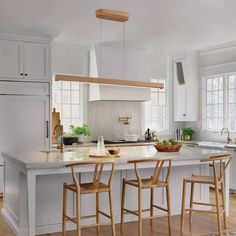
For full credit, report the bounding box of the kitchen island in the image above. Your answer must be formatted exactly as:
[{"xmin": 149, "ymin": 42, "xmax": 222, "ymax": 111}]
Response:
[{"xmin": 1, "ymin": 145, "xmax": 231, "ymax": 236}]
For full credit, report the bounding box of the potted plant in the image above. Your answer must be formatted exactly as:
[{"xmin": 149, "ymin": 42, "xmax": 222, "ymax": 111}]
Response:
[
  {"xmin": 183, "ymin": 128, "xmax": 194, "ymax": 141},
  {"xmin": 69, "ymin": 124, "xmax": 91, "ymax": 143}
]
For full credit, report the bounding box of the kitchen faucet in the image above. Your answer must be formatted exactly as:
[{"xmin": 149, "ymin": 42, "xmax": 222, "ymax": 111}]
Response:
[
  {"xmin": 220, "ymin": 127, "xmax": 232, "ymax": 144},
  {"xmin": 54, "ymin": 124, "xmax": 64, "ymax": 152}
]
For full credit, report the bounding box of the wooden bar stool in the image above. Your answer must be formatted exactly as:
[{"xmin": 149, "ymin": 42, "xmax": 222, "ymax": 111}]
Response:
[
  {"xmin": 180, "ymin": 154, "xmax": 232, "ymax": 236},
  {"xmin": 120, "ymin": 157, "xmax": 172, "ymax": 236},
  {"xmin": 62, "ymin": 160, "xmax": 116, "ymax": 236}
]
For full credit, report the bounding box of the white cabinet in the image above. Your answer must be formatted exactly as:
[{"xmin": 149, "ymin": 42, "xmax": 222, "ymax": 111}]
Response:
[
  {"xmin": 0, "ymin": 39, "xmax": 50, "ymax": 82},
  {"xmin": 0, "ymin": 166, "xmax": 3, "ymax": 194},
  {"xmin": 169, "ymin": 50, "xmax": 198, "ymax": 121},
  {"xmin": 0, "ymin": 40, "xmax": 23, "ymax": 79},
  {"xmin": 0, "ymin": 84, "xmax": 50, "ymax": 152}
]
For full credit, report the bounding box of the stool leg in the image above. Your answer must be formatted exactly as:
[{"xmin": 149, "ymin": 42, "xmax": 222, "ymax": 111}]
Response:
[
  {"xmin": 215, "ymin": 182, "xmax": 222, "ymax": 236},
  {"xmin": 138, "ymin": 187, "xmax": 142, "ymax": 236},
  {"xmin": 109, "ymin": 190, "xmax": 116, "ymax": 236},
  {"xmin": 120, "ymin": 179, "xmax": 126, "ymax": 231},
  {"xmin": 150, "ymin": 188, "xmax": 154, "ymax": 226},
  {"xmin": 96, "ymin": 192, "xmax": 100, "ymax": 233},
  {"xmin": 62, "ymin": 184, "xmax": 67, "ymax": 236},
  {"xmin": 221, "ymin": 180, "xmax": 227, "ymax": 228},
  {"xmin": 180, "ymin": 179, "xmax": 187, "ymax": 233},
  {"xmin": 189, "ymin": 182, "xmax": 195, "ymax": 224},
  {"xmin": 76, "ymin": 191, "xmax": 81, "ymax": 236},
  {"xmin": 166, "ymin": 184, "xmax": 172, "ymax": 236}
]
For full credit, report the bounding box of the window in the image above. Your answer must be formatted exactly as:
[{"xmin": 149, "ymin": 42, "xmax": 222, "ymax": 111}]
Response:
[
  {"xmin": 52, "ymin": 81, "xmax": 81, "ymax": 132},
  {"xmin": 203, "ymin": 73, "xmax": 236, "ymax": 132},
  {"xmin": 144, "ymin": 79, "xmax": 168, "ymax": 131}
]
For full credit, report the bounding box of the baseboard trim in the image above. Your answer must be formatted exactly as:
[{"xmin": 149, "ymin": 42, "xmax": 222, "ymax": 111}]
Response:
[{"xmin": 1, "ymin": 206, "xmax": 28, "ymax": 236}]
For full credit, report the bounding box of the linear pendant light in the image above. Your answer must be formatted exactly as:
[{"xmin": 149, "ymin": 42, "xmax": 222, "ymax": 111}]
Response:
[
  {"xmin": 54, "ymin": 9, "xmax": 164, "ymax": 90},
  {"xmin": 54, "ymin": 74, "xmax": 164, "ymax": 89}
]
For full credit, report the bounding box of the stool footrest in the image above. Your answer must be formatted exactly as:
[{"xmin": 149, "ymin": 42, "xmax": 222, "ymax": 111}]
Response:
[
  {"xmin": 152, "ymin": 204, "xmax": 168, "ymax": 212},
  {"xmin": 192, "ymin": 201, "xmax": 223, "ymax": 207},
  {"xmin": 98, "ymin": 210, "xmax": 111, "ymax": 219}
]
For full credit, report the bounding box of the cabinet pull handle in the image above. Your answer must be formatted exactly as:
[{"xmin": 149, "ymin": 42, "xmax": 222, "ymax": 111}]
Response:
[
  {"xmin": 46, "ymin": 121, "xmax": 49, "ymax": 138},
  {"xmin": 183, "ymin": 114, "xmax": 186, "ymax": 116}
]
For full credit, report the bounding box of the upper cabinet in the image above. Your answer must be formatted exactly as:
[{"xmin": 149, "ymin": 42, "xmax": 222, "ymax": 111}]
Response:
[
  {"xmin": 168, "ymin": 50, "xmax": 198, "ymax": 122},
  {"xmin": 0, "ymin": 38, "xmax": 50, "ymax": 82}
]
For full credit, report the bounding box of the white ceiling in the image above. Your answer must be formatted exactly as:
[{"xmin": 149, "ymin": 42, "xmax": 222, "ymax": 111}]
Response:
[{"xmin": 1, "ymin": 0, "xmax": 236, "ymax": 51}]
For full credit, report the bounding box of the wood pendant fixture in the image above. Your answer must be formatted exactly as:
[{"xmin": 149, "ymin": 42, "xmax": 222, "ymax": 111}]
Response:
[
  {"xmin": 96, "ymin": 9, "xmax": 129, "ymax": 22},
  {"xmin": 53, "ymin": 9, "xmax": 165, "ymax": 90},
  {"xmin": 54, "ymin": 74, "xmax": 164, "ymax": 89}
]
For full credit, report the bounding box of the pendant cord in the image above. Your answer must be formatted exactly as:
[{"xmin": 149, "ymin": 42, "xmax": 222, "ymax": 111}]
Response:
[
  {"xmin": 123, "ymin": 22, "xmax": 126, "ymax": 80},
  {"xmin": 99, "ymin": 19, "xmax": 102, "ymax": 77}
]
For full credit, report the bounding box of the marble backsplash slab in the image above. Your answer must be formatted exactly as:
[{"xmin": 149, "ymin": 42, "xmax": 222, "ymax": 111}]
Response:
[{"xmin": 87, "ymin": 101, "xmax": 144, "ymax": 141}]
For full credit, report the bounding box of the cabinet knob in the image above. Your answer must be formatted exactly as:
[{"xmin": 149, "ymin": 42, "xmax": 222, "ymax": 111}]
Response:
[
  {"xmin": 20, "ymin": 73, "xmax": 23, "ymax": 76},
  {"xmin": 183, "ymin": 114, "xmax": 186, "ymax": 116},
  {"xmin": 25, "ymin": 73, "xmax": 28, "ymax": 76}
]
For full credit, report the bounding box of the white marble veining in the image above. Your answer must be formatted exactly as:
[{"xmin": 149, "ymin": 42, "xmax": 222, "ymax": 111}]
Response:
[
  {"xmin": 2, "ymin": 145, "xmax": 230, "ymax": 170},
  {"xmin": 87, "ymin": 101, "xmax": 144, "ymax": 141}
]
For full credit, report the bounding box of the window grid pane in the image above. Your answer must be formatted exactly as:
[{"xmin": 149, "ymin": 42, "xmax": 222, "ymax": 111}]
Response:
[
  {"xmin": 52, "ymin": 81, "xmax": 81, "ymax": 133},
  {"xmin": 206, "ymin": 76, "xmax": 224, "ymax": 132},
  {"xmin": 145, "ymin": 79, "xmax": 167, "ymax": 131},
  {"xmin": 227, "ymin": 74, "xmax": 236, "ymax": 131}
]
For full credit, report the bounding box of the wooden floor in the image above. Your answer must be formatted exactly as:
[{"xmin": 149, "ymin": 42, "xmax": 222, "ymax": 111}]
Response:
[{"xmin": 1, "ymin": 192, "xmax": 236, "ymax": 236}]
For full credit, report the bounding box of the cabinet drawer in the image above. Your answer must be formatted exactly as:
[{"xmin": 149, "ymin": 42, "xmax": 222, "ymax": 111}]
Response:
[
  {"xmin": 0, "ymin": 81, "xmax": 49, "ymax": 96},
  {"xmin": 0, "ymin": 166, "xmax": 3, "ymax": 194}
]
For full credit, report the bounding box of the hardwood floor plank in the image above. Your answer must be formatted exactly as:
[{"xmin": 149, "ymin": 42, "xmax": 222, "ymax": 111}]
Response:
[{"xmin": 1, "ymin": 192, "xmax": 236, "ymax": 236}]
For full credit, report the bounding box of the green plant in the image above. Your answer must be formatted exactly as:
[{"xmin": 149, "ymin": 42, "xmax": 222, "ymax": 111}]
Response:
[
  {"xmin": 183, "ymin": 128, "xmax": 194, "ymax": 137},
  {"xmin": 69, "ymin": 124, "xmax": 91, "ymax": 137}
]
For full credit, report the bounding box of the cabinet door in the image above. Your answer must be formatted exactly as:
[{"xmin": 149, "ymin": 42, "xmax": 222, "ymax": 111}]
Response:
[
  {"xmin": 0, "ymin": 166, "xmax": 3, "ymax": 194},
  {"xmin": 0, "ymin": 40, "xmax": 23, "ymax": 79},
  {"xmin": 0, "ymin": 94, "xmax": 50, "ymax": 151},
  {"xmin": 174, "ymin": 60, "xmax": 187, "ymax": 121},
  {"xmin": 24, "ymin": 42, "xmax": 50, "ymax": 81}
]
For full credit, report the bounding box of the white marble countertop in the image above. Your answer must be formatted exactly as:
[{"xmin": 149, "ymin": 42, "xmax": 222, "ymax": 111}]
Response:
[{"xmin": 2, "ymin": 145, "xmax": 231, "ymax": 170}]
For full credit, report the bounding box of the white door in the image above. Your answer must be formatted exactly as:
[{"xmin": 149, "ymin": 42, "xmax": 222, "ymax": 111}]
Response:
[
  {"xmin": 0, "ymin": 95, "xmax": 50, "ymax": 152},
  {"xmin": 23, "ymin": 42, "xmax": 50, "ymax": 81},
  {"xmin": 0, "ymin": 40, "xmax": 23, "ymax": 80}
]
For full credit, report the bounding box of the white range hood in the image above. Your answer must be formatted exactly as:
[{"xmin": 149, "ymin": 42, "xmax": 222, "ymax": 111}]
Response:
[{"xmin": 89, "ymin": 45, "xmax": 151, "ymax": 101}]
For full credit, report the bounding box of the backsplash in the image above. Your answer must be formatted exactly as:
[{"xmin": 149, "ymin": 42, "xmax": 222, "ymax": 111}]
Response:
[{"xmin": 87, "ymin": 101, "xmax": 144, "ymax": 141}]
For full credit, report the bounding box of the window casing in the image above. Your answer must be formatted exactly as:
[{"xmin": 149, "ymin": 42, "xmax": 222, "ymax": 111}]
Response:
[
  {"xmin": 202, "ymin": 73, "xmax": 236, "ymax": 132},
  {"xmin": 52, "ymin": 81, "xmax": 82, "ymax": 132},
  {"xmin": 144, "ymin": 79, "xmax": 168, "ymax": 132}
]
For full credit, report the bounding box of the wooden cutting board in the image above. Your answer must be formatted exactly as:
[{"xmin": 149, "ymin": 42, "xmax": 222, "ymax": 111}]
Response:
[
  {"xmin": 89, "ymin": 154, "xmax": 120, "ymax": 158},
  {"xmin": 52, "ymin": 108, "xmax": 61, "ymax": 144}
]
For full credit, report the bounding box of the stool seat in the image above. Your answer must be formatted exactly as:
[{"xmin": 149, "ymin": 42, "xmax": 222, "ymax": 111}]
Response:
[
  {"xmin": 180, "ymin": 155, "xmax": 232, "ymax": 236},
  {"xmin": 186, "ymin": 174, "xmax": 221, "ymax": 184},
  {"xmin": 124, "ymin": 178, "xmax": 168, "ymax": 188},
  {"xmin": 121, "ymin": 157, "xmax": 172, "ymax": 236},
  {"xmin": 62, "ymin": 160, "xmax": 116, "ymax": 236},
  {"xmin": 66, "ymin": 182, "xmax": 110, "ymax": 194}
]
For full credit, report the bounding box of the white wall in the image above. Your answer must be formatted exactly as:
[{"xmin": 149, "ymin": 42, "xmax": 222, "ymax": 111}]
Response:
[{"xmin": 185, "ymin": 41, "xmax": 236, "ymax": 142}]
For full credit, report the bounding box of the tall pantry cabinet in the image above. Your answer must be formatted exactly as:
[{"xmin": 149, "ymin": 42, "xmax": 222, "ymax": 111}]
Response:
[{"xmin": 0, "ymin": 33, "xmax": 52, "ymax": 194}]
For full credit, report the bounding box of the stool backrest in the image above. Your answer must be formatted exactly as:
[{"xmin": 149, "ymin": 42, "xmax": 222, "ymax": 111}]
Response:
[
  {"xmin": 127, "ymin": 157, "xmax": 172, "ymax": 185},
  {"xmin": 65, "ymin": 160, "xmax": 115, "ymax": 189},
  {"xmin": 200, "ymin": 154, "xmax": 232, "ymax": 182}
]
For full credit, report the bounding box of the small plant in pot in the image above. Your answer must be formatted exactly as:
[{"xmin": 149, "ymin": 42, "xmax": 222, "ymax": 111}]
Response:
[
  {"xmin": 69, "ymin": 124, "xmax": 91, "ymax": 143},
  {"xmin": 183, "ymin": 128, "xmax": 194, "ymax": 141}
]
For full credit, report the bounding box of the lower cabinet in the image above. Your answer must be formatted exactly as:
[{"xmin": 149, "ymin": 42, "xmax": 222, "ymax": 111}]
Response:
[{"xmin": 0, "ymin": 165, "xmax": 3, "ymax": 194}]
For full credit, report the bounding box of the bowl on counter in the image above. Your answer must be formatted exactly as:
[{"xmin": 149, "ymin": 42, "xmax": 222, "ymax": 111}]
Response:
[
  {"xmin": 154, "ymin": 143, "xmax": 183, "ymax": 152},
  {"xmin": 107, "ymin": 148, "xmax": 120, "ymax": 155}
]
